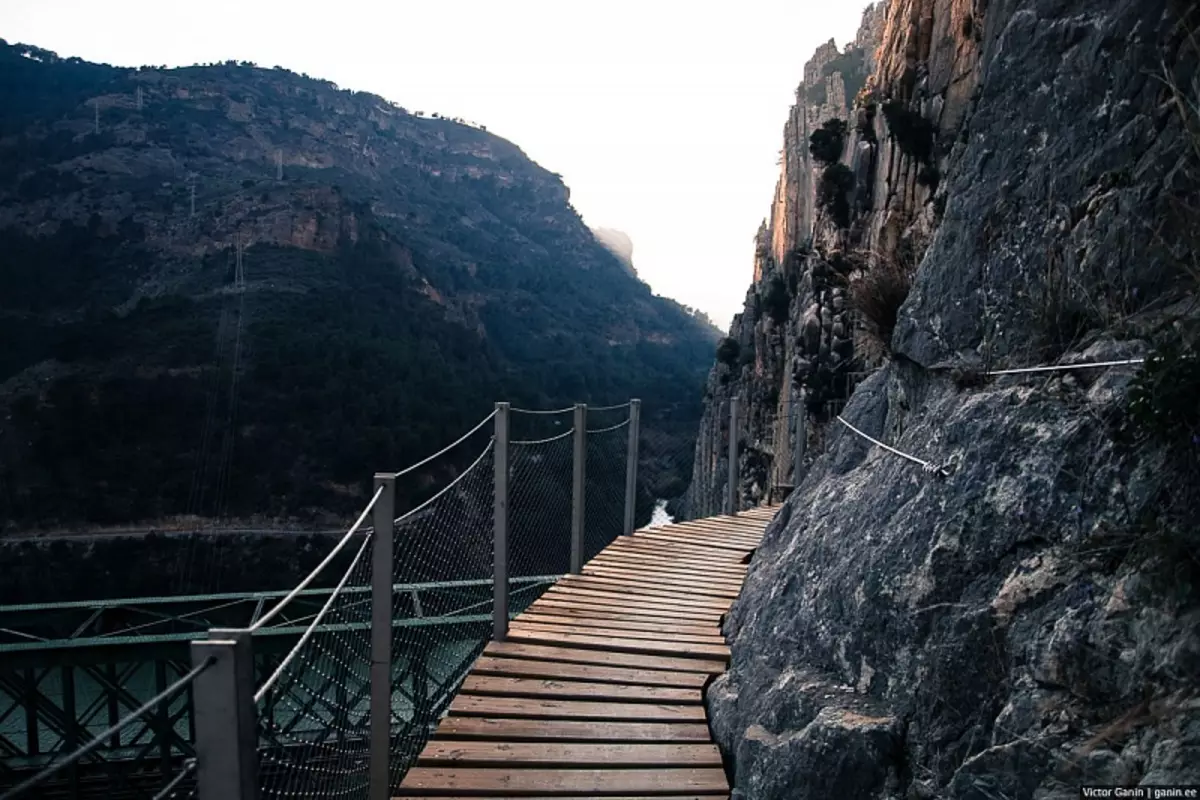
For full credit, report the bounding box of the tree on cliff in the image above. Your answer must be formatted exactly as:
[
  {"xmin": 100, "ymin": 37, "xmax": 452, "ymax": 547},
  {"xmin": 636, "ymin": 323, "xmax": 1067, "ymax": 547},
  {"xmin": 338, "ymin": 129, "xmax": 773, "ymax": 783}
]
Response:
[{"xmin": 809, "ymin": 118, "xmax": 848, "ymax": 165}]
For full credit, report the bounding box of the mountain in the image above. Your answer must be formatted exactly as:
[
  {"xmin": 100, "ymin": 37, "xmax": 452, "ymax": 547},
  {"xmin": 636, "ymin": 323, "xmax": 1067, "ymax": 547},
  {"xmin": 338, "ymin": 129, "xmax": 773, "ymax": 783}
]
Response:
[
  {"xmin": 687, "ymin": 1, "xmax": 1200, "ymax": 797},
  {"xmin": 0, "ymin": 41, "xmax": 721, "ymax": 530},
  {"xmin": 590, "ymin": 227, "xmax": 636, "ymax": 276}
]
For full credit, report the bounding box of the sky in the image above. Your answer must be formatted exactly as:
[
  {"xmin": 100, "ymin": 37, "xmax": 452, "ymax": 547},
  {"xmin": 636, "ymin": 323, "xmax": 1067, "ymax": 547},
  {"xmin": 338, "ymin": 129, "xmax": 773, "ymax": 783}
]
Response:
[{"xmin": 2, "ymin": 0, "xmax": 873, "ymax": 329}]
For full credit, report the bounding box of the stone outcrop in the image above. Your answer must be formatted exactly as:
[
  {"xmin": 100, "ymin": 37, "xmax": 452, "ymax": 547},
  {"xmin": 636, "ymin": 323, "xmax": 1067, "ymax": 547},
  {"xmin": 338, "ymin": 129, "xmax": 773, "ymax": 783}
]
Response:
[{"xmin": 690, "ymin": 0, "xmax": 1200, "ymax": 796}]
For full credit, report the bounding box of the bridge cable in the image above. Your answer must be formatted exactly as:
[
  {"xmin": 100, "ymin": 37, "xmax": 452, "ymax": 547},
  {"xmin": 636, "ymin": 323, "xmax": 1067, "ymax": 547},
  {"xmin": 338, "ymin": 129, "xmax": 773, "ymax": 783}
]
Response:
[
  {"xmin": 835, "ymin": 415, "xmax": 950, "ymax": 478},
  {"xmin": 392, "ymin": 409, "xmax": 497, "ymax": 479},
  {"xmin": 248, "ymin": 484, "xmax": 383, "ymax": 632}
]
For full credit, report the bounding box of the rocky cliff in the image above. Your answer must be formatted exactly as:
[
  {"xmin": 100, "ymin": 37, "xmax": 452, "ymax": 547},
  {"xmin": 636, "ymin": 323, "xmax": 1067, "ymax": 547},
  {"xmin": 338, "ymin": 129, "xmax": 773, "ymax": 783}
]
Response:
[
  {"xmin": 0, "ymin": 42, "xmax": 718, "ymax": 531},
  {"xmin": 694, "ymin": 0, "xmax": 1200, "ymax": 797}
]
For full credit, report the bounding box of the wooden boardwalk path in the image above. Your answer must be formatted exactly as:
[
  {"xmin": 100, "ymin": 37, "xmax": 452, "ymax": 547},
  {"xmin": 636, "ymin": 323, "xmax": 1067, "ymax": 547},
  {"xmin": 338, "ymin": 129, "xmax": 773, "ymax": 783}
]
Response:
[{"xmin": 397, "ymin": 505, "xmax": 778, "ymax": 798}]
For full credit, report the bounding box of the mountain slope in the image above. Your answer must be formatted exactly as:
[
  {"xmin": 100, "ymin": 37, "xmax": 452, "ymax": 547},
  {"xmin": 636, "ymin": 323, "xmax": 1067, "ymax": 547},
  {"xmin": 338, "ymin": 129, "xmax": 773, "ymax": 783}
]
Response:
[{"xmin": 0, "ymin": 41, "xmax": 719, "ymax": 529}]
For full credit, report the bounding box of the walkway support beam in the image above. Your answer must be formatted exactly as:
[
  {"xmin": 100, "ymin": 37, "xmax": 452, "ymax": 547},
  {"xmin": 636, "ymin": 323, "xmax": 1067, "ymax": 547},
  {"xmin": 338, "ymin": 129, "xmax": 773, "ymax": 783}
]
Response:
[
  {"xmin": 192, "ymin": 629, "xmax": 257, "ymax": 800},
  {"xmin": 622, "ymin": 399, "xmax": 641, "ymax": 535},
  {"xmin": 728, "ymin": 396, "xmax": 740, "ymax": 516},
  {"xmin": 369, "ymin": 473, "xmax": 396, "ymax": 800},
  {"xmin": 570, "ymin": 404, "xmax": 587, "ymax": 574},
  {"xmin": 493, "ymin": 402, "xmax": 510, "ymax": 641}
]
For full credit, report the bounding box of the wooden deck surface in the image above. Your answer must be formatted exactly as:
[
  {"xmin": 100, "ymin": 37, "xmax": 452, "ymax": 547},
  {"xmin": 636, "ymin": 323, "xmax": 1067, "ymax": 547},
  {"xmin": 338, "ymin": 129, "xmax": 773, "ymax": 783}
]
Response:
[{"xmin": 396, "ymin": 505, "xmax": 777, "ymax": 798}]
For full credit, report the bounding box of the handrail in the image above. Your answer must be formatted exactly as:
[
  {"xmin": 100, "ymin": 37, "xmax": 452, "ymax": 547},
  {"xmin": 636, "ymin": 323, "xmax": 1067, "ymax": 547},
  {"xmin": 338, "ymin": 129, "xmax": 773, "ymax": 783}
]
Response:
[
  {"xmin": 393, "ymin": 409, "xmax": 497, "ymax": 478},
  {"xmin": 248, "ymin": 484, "xmax": 383, "ymax": 632},
  {"xmin": 510, "ymin": 428, "xmax": 576, "ymax": 446},
  {"xmin": 254, "ymin": 531, "xmax": 372, "ymax": 703},
  {"xmin": 394, "ymin": 440, "xmax": 494, "ymax": 524}
]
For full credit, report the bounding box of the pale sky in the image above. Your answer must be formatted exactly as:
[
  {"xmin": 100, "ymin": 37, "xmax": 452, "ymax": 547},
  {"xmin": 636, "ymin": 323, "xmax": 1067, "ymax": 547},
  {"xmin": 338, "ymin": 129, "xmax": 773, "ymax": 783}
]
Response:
[{"xmin": 2, "ymin": 1, "xmax": 873, "ymax": 328}]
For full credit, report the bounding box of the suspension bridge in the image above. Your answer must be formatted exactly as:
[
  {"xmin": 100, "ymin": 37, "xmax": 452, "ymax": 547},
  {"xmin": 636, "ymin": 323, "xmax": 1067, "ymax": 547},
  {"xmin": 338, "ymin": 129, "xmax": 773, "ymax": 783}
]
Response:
[{"xmin": 0, "ymin": 397, "xmax": 774, "ymax": 800}]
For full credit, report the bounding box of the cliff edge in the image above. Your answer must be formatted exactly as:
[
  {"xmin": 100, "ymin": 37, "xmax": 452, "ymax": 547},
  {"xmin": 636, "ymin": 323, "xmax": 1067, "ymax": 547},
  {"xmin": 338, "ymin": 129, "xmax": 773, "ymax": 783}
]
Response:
[{"xmin": 696, "ymin": 0, "xmax": 1200, "ymax": 797}]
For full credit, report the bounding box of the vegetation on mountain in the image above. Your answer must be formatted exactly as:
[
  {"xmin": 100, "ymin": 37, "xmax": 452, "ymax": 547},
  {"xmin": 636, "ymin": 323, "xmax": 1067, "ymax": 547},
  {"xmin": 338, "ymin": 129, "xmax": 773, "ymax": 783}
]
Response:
[{"xmin": 0, "ymin": 40, "xmax": 720, "ymax": 530}]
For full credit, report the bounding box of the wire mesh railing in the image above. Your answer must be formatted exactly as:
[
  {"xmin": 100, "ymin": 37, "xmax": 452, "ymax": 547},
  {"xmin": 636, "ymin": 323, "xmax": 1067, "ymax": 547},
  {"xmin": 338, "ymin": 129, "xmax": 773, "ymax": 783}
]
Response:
[
  {"xmin": 254, "ymin": 530, "xmax": 373, "ymax": 800},
  {"xmin": 8, "ymin": 397, "xmax": 674, "ymax": 800},
  {"xmin": 584, "ymin": 419, "xmax": 629, "ymax": 562},
  {"xmin": 387, "ymin": 440, "xmax": 496, "ymax": 784}
]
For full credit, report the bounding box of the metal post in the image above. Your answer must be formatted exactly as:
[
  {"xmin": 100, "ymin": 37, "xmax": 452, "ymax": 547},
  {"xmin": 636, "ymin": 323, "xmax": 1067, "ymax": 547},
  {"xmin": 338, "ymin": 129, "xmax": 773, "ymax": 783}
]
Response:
[
  {"xmin": 493, "ymin": 402, "xmax": 510, "ymax": 641},
  {"xmin": 728, "ymin": 396, "xmax": 740, "ymax": 516},
  {"xmin": 570, "ymin": 404, "xmax": 587, "ymax": 573},
  {"xmin": 622, "ymin": 399, "xmax": 641, "ymax": 535},
  {"xmin": 369, "ymin": 473, "xmax": 396, "ymax": 800},
  {"xmin": 192, "ymin": 629, "xmax": 257, "ymax": 800}
]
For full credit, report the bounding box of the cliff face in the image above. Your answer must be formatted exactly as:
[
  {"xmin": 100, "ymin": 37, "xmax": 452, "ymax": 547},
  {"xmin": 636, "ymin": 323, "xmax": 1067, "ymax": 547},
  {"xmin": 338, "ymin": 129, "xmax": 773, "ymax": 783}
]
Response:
[
  {"xmin": 0, "ymin": 43, "xmax": 719, "ymax": 529},
  {"xmin": 694, "ymin": 0, "xmax": 1200, "ymax": 797}
]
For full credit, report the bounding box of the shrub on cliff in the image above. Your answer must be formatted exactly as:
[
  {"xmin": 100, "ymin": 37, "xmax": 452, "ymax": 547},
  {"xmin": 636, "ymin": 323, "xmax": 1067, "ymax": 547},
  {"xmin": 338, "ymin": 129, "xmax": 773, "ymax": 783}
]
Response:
[
  {"xmin": 809, "ymin": 118, "xmax": 848, "ymax": 165},
  {"xmin": 881, "ymin": 101, "xmax": 936, "ymax": 164},
  {"xmin": 716, "ymin": 337, "xmax": 741, "ymax": 367},
  {"xmin": 850, "ymin": 252, "xmax": 915, "ymax": 361},
  {"xmin": 817, "ymin": 163, "xmax": 855, "ymax": 228},
  {"xmin": 764, "ymin": 275, "xmax": 791, "ymax": 325}
]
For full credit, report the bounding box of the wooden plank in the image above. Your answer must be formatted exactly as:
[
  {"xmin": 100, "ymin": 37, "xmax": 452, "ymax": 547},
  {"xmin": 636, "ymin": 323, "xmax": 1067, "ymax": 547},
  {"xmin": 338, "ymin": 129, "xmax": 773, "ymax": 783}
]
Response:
[
  {"xmin": 399, "ymin": 767, "xmax": 729, "ymax": 794},
  {"xmin": 432, "ymin": 716, "xmax": 715, "ymax": 742},
  {"xmin": 560, "ymin": 574, "xmax": 740, "ymax": 600},
  {"xmin": 517, "ymin": 613, "xmax": 719, "ymax": 638},
  {"xmin": 585, "ymin": 551, "xmax": 744, "ymax": 575},
  {"xmin": 582, "ymin": 565, "xmax": 745, "ymax": 592},
  {"xmin": 634, "ymin": 531, "xmax": 759, "ymax": 554},
  {"xmin": 469, "ymin": 656, "xmax": 709, "ymax": 688},
  {"xmin": 457, "ymin": 675, "xmax": 701, "ymax": 704},
  {"xmin": 611, "ymin": 536, "xmax": 748, "ymax": 558},
  {"xmin": 447, "ymin": 695, "xmax": 708, "ymax": 721},
  {"xmin": 548, "ymin": 583, "xmax": 733, "ymax": 610},
  {"xmin": 546, "ymin": 585, "xmax": 732, "ymax": 612},
  {"xmin": 564, "ymin": 572, "xmax": 741, "ymax": 598},
  {"xmin": 604, "ymin": 541, "xmax": 748, "ymax": 567},
  {"xmin": 509, "ymin": 621, "xmax": 725, "ymax": 647},
  {"xmin": 505, "ymin": 627, "xmax": 730, "ymax": 660},
  {"xmin": 644, "ymin": 530, "xmax": 762, "ymax": 549},
  {"xmin": 538, "ymin": 593, "xmax": 728, "ymax": 622},
  {"xmin": 416, "ymin": 741, "xmax": 722, "ymax": 767},
  {"xmin": 659, "ymin": 520, "xmax": 766, "ymax": 538},
  {"xmin": 483, "ymin": 641, "xmax": 727, "ymax": 673},
  {"xmin": 671, "ymin": 518, "xmax": 770, "ymax": 534},
  {"xmin": 528, "ymin": 597, "xmax": 723, "ymax": 625},
  {"xmin": 587, "ymin": 555, "xmax": 747, "ymax": 581}
]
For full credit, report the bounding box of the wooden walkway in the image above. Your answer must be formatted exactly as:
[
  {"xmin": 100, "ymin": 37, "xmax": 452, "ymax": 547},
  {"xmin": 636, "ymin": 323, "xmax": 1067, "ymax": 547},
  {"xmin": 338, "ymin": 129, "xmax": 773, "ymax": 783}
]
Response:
[{"xmin": 397, "ymin": 505, "xmax": 777, "ymax": 798}]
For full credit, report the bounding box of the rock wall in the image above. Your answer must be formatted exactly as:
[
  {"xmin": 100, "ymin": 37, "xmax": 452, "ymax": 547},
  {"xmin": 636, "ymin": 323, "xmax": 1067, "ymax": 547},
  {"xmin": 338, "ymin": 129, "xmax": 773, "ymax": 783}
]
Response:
[
  {"xmin": 692, "ymin": 0, "xmax": 1200, "ymax": 796},
  {"xmin": 682, "ymin": 6, "xmax": 884, "ymax": 517}
]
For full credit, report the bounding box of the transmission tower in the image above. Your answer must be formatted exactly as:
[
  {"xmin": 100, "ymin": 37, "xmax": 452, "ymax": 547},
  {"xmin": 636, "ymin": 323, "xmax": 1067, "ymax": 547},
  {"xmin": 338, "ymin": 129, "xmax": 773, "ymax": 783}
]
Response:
[
  {"xmin": 276, "ymin": 149, "xmax": 283, "ymax": 180},
  {"xmin": 93, "ymin": 99, "xmax": 100, "ymax": 134},
  {"xmin": 136, "ymin": 86, "xmax": 143, "ymax": 111}
]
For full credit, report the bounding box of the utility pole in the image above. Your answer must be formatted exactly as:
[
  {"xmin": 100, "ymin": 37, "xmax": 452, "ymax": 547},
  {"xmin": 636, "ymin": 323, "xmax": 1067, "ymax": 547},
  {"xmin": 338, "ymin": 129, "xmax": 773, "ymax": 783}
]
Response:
[
  {"xmin": 235, "ymin": 233, "xmax": 245, "ymax": 289},
  {"xmin": 189, "ymin": 174, "xmax": 196, "ymax": 218}
]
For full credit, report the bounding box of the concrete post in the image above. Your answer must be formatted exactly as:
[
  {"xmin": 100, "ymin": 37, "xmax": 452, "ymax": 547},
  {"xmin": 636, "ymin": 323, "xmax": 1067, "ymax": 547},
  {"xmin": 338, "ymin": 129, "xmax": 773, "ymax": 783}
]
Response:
[
  {"xmin": 622, "ymin": 400, "xmax": 641, "ymax": 535},
  {"xmin": 192, "ymin": 629, "xmax": 257, "ymax": 800},
  {"xmin": 728, "ymin": 396, "xmax": 740, "ymax": 516},
  {"xmin": 493, "ymin": 403, "xmax": 510, "ymax": 641},
  {"xmin": 369, "ymin": 473, "xmax": 396, "ymax": 800},
  {"xmin": 570, "ymin": 404, "xmax": 587, "ymax": 574}
]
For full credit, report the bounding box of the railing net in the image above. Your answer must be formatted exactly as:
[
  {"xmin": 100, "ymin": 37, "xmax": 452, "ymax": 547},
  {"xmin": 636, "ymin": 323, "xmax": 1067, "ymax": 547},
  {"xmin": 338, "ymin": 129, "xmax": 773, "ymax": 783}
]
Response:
[{"xmin": 387, "ymin": 441, "xmax": 496, "ymax": 788}]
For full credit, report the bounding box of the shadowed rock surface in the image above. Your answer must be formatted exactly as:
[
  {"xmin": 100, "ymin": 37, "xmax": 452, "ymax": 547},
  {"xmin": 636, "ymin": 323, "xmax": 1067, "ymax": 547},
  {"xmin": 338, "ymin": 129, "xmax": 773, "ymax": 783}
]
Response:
[{"xmin": 694, "ymin": 0, "xmax": 1200, "ymax": 797}]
